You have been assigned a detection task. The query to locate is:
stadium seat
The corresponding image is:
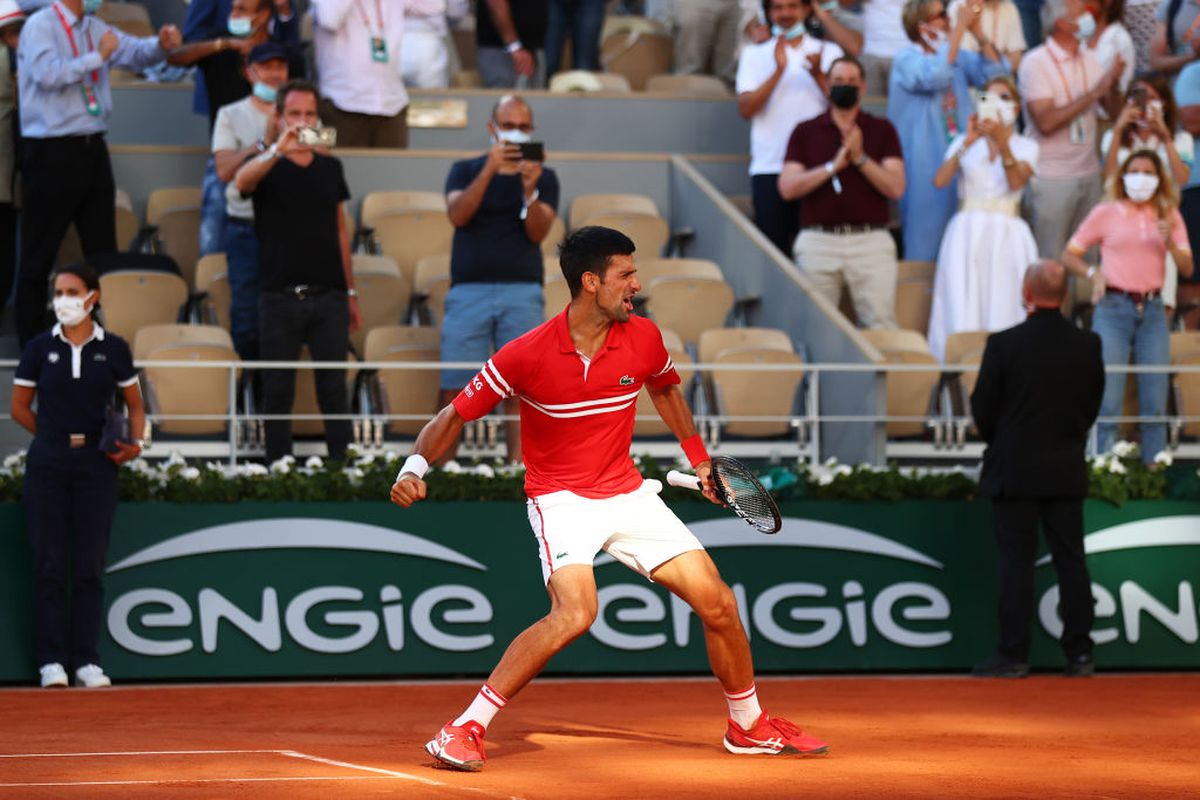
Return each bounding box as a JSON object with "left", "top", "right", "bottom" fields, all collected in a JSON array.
[
  {"left": 133, "top": 323, "right": 233, "bottom": 361},
  {"left": 351, "top": 254, "right": 410, "bottom": 354},
  {"left": 570, "top": 193, "right": 661, "bottom": 230},
  {"left": 643, "top": 276, "right": 734, "bottom": 346},
  {"left": 364, "top": 326, "right": 441, "bottom": 436},
  {"left": 142, "top": 342, "right": 240, "bottom": 436},
  {"left": 360, "top": 190, "right": 446, "bottom": 224},
  {"left": 544, "top": 272, "right": 571, "bottom": 320},
  {"left": 145, "top": 186, "right": 203, "bottom": 289},
  {"left": 115, "top": 189, "right": 139, "bottom": 251},
  {"left": 644, "top": 74, "right": 731, "bottom": 97},
  {"left": 98, "top": 1, "right": 153, "bottom": 37},
  {"left": 638, "top": 257, "right": 723, "bottom": 288},
  {"left": 710, "top": 348, "right": 804, "bottom": 438},
  {"left": 360, "top": 205, "right": 453, "bottom": 288},
  {"left": 859, "top": 329, "right": 940, "bottom": 437},
  {"left": 98, "top": 270, "right": 189, "bottom": 343},
  {"left": 633, "top": 331, "right": 695, "bottom": 436},
  {"left": 290, "top": 346, "right": 358, "bottom": 437},
  {"left": 194, "top": 253, "right": 232, "bottom": 332},
  {"left": 548, "top": 70, "right": 633, "bottom": 93},
  {"left": 942, "top": 330, "right": 990, "bottom": 399},
  {"left": 413, "top": 254, "right": 452, "bottom": 326},
  {"left": 1170, "top": 332, "right": 1200, "bottom": 440},
  {"left": 895, "top": 260, "right": 935, "bottom": 335},
  {"left": 542, "top": 216, "right": 566, "bottom": 257},
  {"left": 698, "top": 327, "right": 794, "bottom": 363},
  {"left": 600, "top": 20, "right": 672, "bottom": 91},
  {"left": 584, "top": 211, "right": 669, "bottom": 259}
]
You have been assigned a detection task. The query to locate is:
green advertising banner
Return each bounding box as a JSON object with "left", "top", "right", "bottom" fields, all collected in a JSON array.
[{"left": 1, "top": 499, "right": 1197, "bottom": 683}]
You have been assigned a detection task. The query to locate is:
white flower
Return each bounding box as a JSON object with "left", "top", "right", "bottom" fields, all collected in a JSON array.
[
  {"left": 1107, "top": 457, "right": 1127, "bottom": 475},
  {"left": 181, "top": 467, "right": 201, "bottom": 481},
  {"left": 164, "top": 450, "right": 187, "bottom": 467},
  {"left": 442, "top": 460, "right": 464, "bottom": 474},
  {"left": 817, "top": 473, "right": 835, "bottom": 486},
  {"left": 824, "top": 457, "right": 839, "bottom": 468},
  {"left": 305, "top": 456, "right": 324, "bottom": 470},
  {"left": 269, "top": 459, "right": 291, "bottom": 474},
  {"left": 1153, "top": 450, "right": 1174, "bottom": 467},
  {"left": 343, "top": 467, "right": 366, "bottom": 482},
  {"left": 472, "top": 463, "right": 496, "bottom": 478},
  {"left": 835, "top": 464, "right": 853, "bottom": 477},
  {"left": 355, "top": 452, "right": 377, "bottom": 467},
  {"left": 2, "top": 452, "right": 24, "bottom": 469},
  {"left": 242, "top": 463, "right": 269, "bottom": 477},
  {"left": 1111, "top": 440, "right": 1138, "bottom": 459},
  {"left": 1091, "top": 456, "right": 1108, "bottom": 470},
  {"left": 383, "top": 450, "right": 401, "bottom": 463}
]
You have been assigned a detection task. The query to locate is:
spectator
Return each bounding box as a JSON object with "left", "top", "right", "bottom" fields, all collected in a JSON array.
[
  {"left": 311, "top": 0, "right": 407, "bottom": 149},
  {"left": 1125, "top": 0, "right": 1158, "bottom": 74},
  {"left": 10, "top": 263, "right": 146, "bottom": 689},
  {"left": 969, "top": 260, "right": 1105, "bottom": 679},
  {"left": 545, "top": 0, "right": 605, "bottom": 78},
  {"left": 176, "top": 0, "right": 297, "bottom": 258},
  {"left": 14, "top": 0, "right": 181, "bottom": 347},
  {"left": 1172, "top": 58, "right": 1200, "bottom": 327},
  {"left": 439, "top": 95, "right": 560, "bottom": 464},
  {"left": 861, "top": 0, "right": 910, "bottom": 95},
  {"left": 1085, "top": 0, "right": 1134, "bottom": 96},
  {"left": 1148, "top": 0, "right": 1200, "bottom": 76},
  {"left": 0, "top": 0, "right": 23, "bottom": 325},
  {"left": 233, "top": 79, "right": 360, "bottom": 464},
  {"left": 928, "top": 76, "right": 1039, "bottom": 360},
  {"left": 736, "top": 0, "right": 845, "bottom": 254},
  {"left": 950, "top": 0, "right": 1028, "bottom": 68},
  {"left": 779, "top": 56, "right": 906, "bottom": 328},
  {"left": 402, "top": 0, "right": 468, "bottom": 89},
  {"left": 211, "top": 42, "right": 289, "bottom": 361},
  {"left": 476, "top": 0, "right": 547, "bottom": 89},
  {"left": 669, "top": 0, "right": 743, "bottom": 83},
  {"left": 889, "top": 0, "right": 1009, "bottom": 262},
  {"left": 1017, "top": 0, "right": 1123, "bottom": 263},
  {"left": 1013, "top": 0, "right": 1044, "bottom": 51},
  {"left": 1062, "top": 150, "right": 1194, "bottom": 461}
]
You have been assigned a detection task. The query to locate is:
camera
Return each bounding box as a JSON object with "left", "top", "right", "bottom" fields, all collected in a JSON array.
[
  {"left": 298, "top": 126, "right": 337, "bottom": 148},
  {"left": 517, "top": 141, "right": 545, "bottom": 162}
]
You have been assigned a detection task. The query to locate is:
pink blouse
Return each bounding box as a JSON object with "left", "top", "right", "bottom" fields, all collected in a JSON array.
[{"left": 1067, "top": 201, "right": 1190, "bottom": 293}]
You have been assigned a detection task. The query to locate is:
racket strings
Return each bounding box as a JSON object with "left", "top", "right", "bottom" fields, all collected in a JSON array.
[{"left": 712, "top": 457, "right": 781, "bottom": 533}]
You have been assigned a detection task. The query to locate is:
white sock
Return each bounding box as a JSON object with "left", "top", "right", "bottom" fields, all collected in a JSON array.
[
  {"left": 451, "top": 683, "right": 508, "bottom": 731},
  {"left": 725, "top": 683, "right": 763, "bottom": 730}
]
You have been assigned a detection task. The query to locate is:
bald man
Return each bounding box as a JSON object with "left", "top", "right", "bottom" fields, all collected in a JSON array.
[
  {"left": 970, "top": 260, "right": 1105, "bottom": 678},
  {"left": 438, "top": 94, "right": 560, "bottom": 464}
]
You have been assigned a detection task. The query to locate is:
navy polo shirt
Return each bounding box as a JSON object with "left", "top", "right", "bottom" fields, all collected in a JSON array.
[{"left": 13, "top": 323, "right": 138, "bottom": 439}]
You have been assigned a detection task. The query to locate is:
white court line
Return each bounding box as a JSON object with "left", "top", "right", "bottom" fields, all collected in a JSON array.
[
  {"left": 0, "top": 749, "right": 279, "bottom": 758},
  {"left": 0, "top": 776, "right": 391, "bottom": 788},
  {"left": 281, "top": 750, "right": 527, "bottom": 800}
]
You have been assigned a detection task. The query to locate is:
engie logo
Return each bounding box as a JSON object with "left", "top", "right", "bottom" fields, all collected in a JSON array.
[
  {"left": 590, "top": 518, "right": 952, "bottom": 651},
  {"left": 105, "top": 519, "right": 496, "bottom": 657},
  {"left": 1037, "top": 516, "right": 1200, "bottom": 645}
]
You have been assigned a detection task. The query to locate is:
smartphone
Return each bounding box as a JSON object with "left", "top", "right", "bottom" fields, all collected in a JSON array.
[
  {"left": 298, "top": 126, "right": 337, "bottom": 148},
  {"left": 1129, "top": 86, "right": 1148, "bottom": 110},
  {"left": 975, "top": 92, "right": 1001, "bottom": 123},
  {"left": 517, "top": 141, "right": 545, "bottom": 162}
]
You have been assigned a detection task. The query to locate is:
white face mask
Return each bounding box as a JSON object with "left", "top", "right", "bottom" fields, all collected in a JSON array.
[
  {"left": 1123, "top": 172, "right": 1160, "bottom": 203},
  {"left": 922, "top": 26, "right": 948, "bottom": 50},
  {"left": 494, "top": 127, "right": 532, "bottom": 144},
  {"left": 53, "top": 291, "right": 94, "bottom": 327}
]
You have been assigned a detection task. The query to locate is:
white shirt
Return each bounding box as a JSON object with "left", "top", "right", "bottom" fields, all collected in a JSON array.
[
  {"left": 1085, "top": 23, "right": 1136, "bottom": 94},
  {"left": 1099, "top": 127, "right": 1195, "bottom": 185},
  {"left": 735, "top": 35, "right": 843, "bottom": 175},
  {"left": 863, "top": 0, "right": 909, "bottom": 58},
  {"left": 312, "top": 0, "right": 407, "bottom": 117},
  {"left": 949, "top": 0, "right": 1026, "bottom": 54},
  {"left": 946, "top": 133, "right": 1039, "bottom": 201},
  {"left": 212, "top": 96, "right": 272, "bottom": 219}
]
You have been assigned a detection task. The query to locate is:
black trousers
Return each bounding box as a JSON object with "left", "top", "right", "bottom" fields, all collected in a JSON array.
[
  {"left": 992, "top": 498, "right": 1095, "bottom": 662},
  {"left": 751, "top": 172, "right": 800, "bottom": 256},
  {"left": 16, "top": 134, "right": 117, "bottom": 346},
  {"left": 259, "top": 290, "right": 352, "bottom": 463},
  {"left": 24, "top": 439, "right": 119, "bottom": 668},
  {"left": 0, "top": 202, "right": 17, "bottom": 320}
]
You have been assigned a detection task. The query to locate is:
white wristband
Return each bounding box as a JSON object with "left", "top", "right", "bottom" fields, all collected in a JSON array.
[
  {"left": 397, "top": 454, "right": 429, "bottom": 481},
  {"left": 1086, "top": 266, "right": 1097, "bottom": 280}
]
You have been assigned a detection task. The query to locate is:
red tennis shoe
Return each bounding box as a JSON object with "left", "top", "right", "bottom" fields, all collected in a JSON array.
[
  {"left": 425, "top": 720, "right": 487, "bottom": 771},
  {"left": 724, "top": 712, "right": 829, "bottom": 756}
]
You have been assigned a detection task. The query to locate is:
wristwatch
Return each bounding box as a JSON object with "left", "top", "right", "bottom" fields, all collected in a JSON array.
[
  {"left": 133, "top": 438, "right": 147, "bottom": 450},
  {"left": 505, "top": 40, "right": 524, "bottom": 54},
  {"left": 347, "top": 288, "right": 359, "bottom": 298},
  {"left": 255, "top": 138, "right": 267, "bottom": 153},
  {"left": 854, "top": 153, "right": 869, "bottom": 168},
  {"left": 259, "top": 143, "right": 280, "bottom": 162}
]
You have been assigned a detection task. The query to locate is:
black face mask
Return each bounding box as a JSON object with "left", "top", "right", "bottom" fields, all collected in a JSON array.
[{"left": 829, "top": 84, "right": 858, "bottom": 109}]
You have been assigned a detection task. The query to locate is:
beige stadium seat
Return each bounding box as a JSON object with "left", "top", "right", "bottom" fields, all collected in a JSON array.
[
  {"left": 1169, "top": 330, "right": 1200, "bottom": 362},
  {"left": 643, "top": 276, "right": 735, "bottom": 346},
  {"left": 98, "top": 2, "right": 153, "bottom": 36},
  {"left": 115, "top": 189, "right": 139, "bottom": 250},
  {"left": 859, "top": 329, "right": 940, "bottom": 438},
  {"left": 98, "top": 270, "right": 189, "bottom": 343},
  {"left": 544, "top": 274, "right": 571, "bottom": 320},
  {"left": 895, "top": 260, "right": 936, "bottom": 335},
  {"left": 351, "top": 254, "right": 411, "bottom": 354},
  {"left": 548, "top": 70, "right": 633, "bottom": 93},
  {"left": 413, "top": 253, "right": 452, "bottom": 325},
  {"left": 943, "top": 330, "right": 990, "bottom": 398},
  {"left": 365, "top": 326, "right": 441, "bottom": 436},
  {"left": 644, "top": 73, "right": 731, "bottom": 97},
  {"left": 542, "top": 215, "right": 566, "bottom": 257},
  {"left": 698, "top": 327, "right": 793, "bottom": 364},
  {"left": 360, "top": 190, "right": 446, "bottom": 226},
  {"left": 570, "top": 193, "right": 661, "bottom": 230},
  {"left": 146, "top": 186, "right": 203, "bottom": 289},
  {"left": 366, "top": 209, "right": 454, "bottom": 287},
  {"left": 634, "top": 343, "right": 695, "bottom": 436},
  {"left": 637, "top": 257, "right": 723, "bottom": 288},
  {"left": 584, "top": 211, "right": 669, "bottom": 260},
  {"left": 142, "top": 342, "right": 239, "bottom": 436},
  {"left": 601, "top": 24, "right": 672, "bottom": 91},
  {"left": 1171, "top": 332, "right": 1200, "bottom": 439},
  {"left": 711, "top": 348, "right": 804, "bottom": 438},
  {"left": 194, "top": 253, "right": 232, "bottom": 332},
  {"left": 291, "top": 346, "right": 358, "bottom": 437},
  {"left": 133, "top": 323, "right": 232, "bottom": 361}
]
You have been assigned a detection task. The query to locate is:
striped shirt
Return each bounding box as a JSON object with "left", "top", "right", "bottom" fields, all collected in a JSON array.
[{"left": 453, "top": 306, "right": 680, "bottom": 499}]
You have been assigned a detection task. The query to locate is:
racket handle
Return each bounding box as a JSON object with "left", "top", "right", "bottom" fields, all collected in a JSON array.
[{"left": 666, "top": 469, "right": 702, "bottom": 491}]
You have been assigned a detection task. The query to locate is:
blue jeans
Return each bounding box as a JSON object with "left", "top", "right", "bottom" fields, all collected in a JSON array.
[
  {"left": 440, "top": 282, "right": 544, "bottom": 389},
  {"left": 1013, "top": 0, "right": 1042, "bottom": 53},
  {"left": 223, "top": 217, "right": 260, "bottom": 361},
  {"left": 1092, "top": 292, "right": 1169, "bottom": 461},
  {"left": 545, "top": 0, "right": 607, "bottom": 76},
  {"left": 200, "top": 157, "right": 226, "bottom": 258}
]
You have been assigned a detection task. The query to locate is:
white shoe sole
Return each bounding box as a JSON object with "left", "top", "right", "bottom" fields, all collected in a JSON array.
[
  {"left": 424, "top": 739, "right": 483, "bottom": 772},
  {"left": 40, "top": 677, "right": 68, "bottom": 688},
  {"left": 724, "top": 737, "right": 828, "bottom": 756}
]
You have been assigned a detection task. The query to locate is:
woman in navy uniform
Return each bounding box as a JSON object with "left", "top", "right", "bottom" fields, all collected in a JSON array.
[{"left": 9, "top": 263, "right": 145, "bottom": 688}]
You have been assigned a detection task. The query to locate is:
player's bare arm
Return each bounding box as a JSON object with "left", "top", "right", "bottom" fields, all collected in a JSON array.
[
  {"left": 645, "top": 382, "right": 721, "bottom": 506},
  {"left": 390, "top": 404, "right": 467, "bottom": 508}
]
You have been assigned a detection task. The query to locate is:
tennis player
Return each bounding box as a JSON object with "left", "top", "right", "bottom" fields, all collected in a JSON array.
[{"left": 390, "top": 226, "right": 829, "bottom": 771}]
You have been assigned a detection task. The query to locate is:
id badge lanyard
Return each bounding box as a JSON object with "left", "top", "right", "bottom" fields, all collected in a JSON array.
[
  {"left": 52, "top": 2, "right": 102, "bottom": 117},
  {"left": 1048, "top": 48, "right": 1089, "bottom": 145},
  {"left": 356, "top": 0, "right": 388, "bottom": 62}
]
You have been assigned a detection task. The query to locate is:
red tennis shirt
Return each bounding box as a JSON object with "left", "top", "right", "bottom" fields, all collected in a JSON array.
[{"left": 453, "top": 307, "right": 680, "bottom": 499}]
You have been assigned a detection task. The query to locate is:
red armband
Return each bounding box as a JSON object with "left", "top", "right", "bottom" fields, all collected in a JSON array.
[{"left": 681, "top": 434, "right": 710, "bottom": 469}]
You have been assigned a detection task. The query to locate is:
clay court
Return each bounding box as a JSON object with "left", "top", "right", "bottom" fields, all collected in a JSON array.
[{"left": 1, "top": 674, "right": 1196, "bottom": 798}]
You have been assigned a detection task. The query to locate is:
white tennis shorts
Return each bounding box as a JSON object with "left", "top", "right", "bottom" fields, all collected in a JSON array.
[{"left": 526, "top": 479, "right": 704, "bottom": 584}]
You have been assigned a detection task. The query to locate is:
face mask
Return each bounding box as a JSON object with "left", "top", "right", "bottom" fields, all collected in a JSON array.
[
  {"left": 1074, "top": 11, "right": 1096, "bottom": 40},
  {"left": 53, "top": 291, "right": 94, "bottom": 327},
  {"left": 820, "top": 0, "right": 840, "bottom": 9},
  {"left": 922, "top": 26, "right": 948, "bottom": 50},
  {"left": 494, "top": 127, "right": 532, "bottom": 144},
  {"left": 1123, "top": 172, "right": 1159, "bottom": 203},
  {"left": 829, "top": 84, "right": 858, "bottom": 109},
  {"left": 82, "top": 0, "right": 103, "bottom": 14},
  {"left": 227, "top": 15, "right": 253, "bottom": 37},
  {"left": 771, "top": 21, "right": 806, "bottom": 40},
  {"left": 252, "top": 81, "right": 277, "bottom": 103},
  {"left": 996, "top": 100, "right": 1018, "bottom": 126}
]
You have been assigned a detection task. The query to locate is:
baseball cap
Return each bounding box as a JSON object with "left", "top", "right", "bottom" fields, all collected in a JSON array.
[
  {"left": 0, "top": 0, "right": 26, "bottom": 30},
  {"left": 248, "top": 42, "right": 288, "bottom": 65}
]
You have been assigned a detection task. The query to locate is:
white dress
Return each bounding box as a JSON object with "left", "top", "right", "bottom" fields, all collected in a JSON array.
[{"left": 928, "top": 133, "right": 1039, "bottom": 362}]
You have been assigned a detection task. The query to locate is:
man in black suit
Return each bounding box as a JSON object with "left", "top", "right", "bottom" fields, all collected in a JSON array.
[{"left": 970, "top": 260, "right": 1105, "bottom": 678}]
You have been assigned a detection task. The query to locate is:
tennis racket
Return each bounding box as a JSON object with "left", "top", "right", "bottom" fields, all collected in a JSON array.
[{"left": 666, "top": 455, "right": 782, "bottom": 535}]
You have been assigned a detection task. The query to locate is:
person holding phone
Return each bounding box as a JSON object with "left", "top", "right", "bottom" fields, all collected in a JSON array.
[
  {"left": 10, "top": 262, "right": 145, "bottom": 689},
  {"left": 438, "top": 94, "right": 560, "bottom": 465}
]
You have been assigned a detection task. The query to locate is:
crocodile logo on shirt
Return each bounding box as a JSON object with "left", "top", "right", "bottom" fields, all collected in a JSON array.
[
  {"left": 619, "top": 375, "right": 634, "bottom": 386},
  {"left": 47, "top": 352, "right": 59, "bottom": 364}
]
